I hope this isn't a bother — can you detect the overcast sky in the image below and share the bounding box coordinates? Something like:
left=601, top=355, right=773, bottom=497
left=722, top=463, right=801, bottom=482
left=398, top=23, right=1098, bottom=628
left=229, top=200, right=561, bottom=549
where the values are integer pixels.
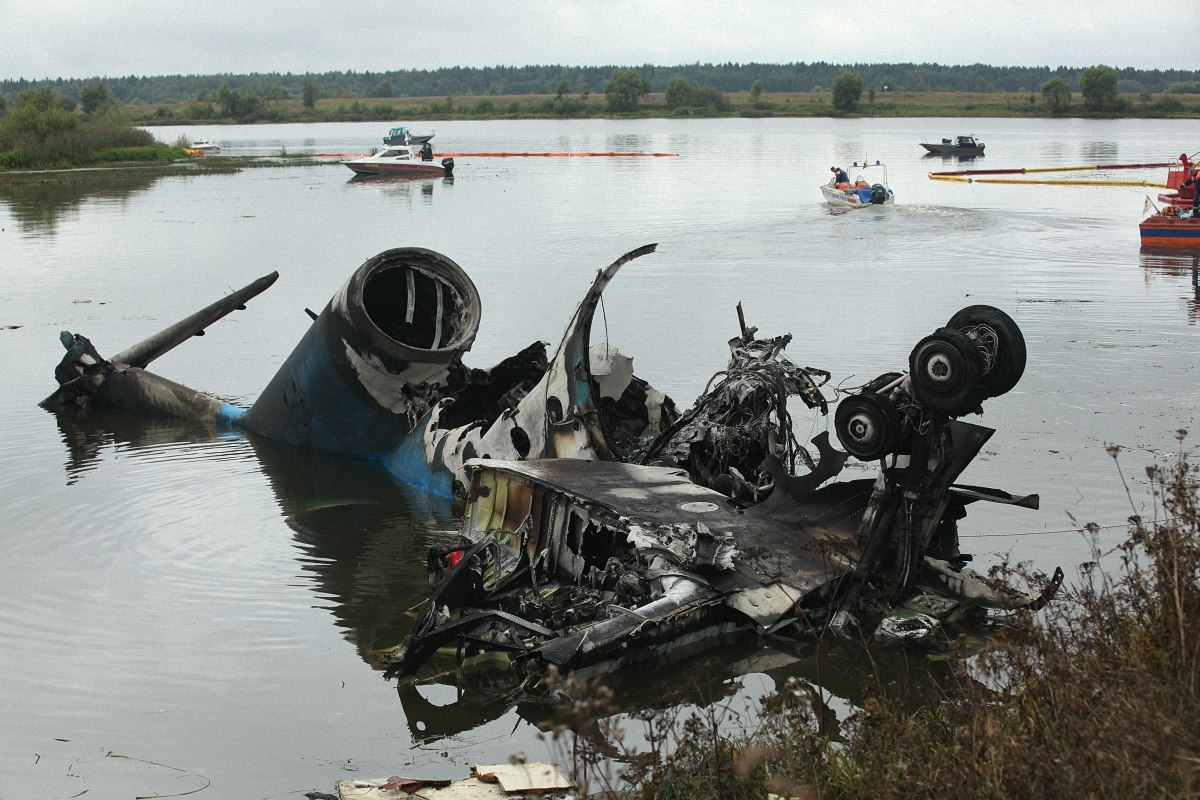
left=1, top=0, right=1191, bottom=82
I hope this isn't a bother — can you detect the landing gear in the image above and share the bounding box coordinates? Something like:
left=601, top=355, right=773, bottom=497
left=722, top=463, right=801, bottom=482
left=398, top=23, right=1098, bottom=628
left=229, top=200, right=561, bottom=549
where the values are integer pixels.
left=909, top=327, right=985, bottom=417
left=834, top=391, right=901, bottom=461
left=946, top=305, right=1026, bottom=398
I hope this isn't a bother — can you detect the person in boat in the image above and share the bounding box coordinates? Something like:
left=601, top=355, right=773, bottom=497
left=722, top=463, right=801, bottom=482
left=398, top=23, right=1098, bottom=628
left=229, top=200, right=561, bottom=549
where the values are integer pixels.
left=1183, top=168, right=1200, bottom=217
left=830, top=166, right=849, bottom=186
left=420, top=142, right=434, bottom=162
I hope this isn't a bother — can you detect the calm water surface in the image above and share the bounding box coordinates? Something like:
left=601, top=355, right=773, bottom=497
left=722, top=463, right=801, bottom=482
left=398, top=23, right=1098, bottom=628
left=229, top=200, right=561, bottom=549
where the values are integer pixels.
left=2, top=117, right=1198, bottom=798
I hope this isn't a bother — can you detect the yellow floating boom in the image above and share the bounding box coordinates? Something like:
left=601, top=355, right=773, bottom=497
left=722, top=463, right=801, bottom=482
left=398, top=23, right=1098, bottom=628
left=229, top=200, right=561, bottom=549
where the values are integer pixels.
left=929, top=174, right=1169, bottom=188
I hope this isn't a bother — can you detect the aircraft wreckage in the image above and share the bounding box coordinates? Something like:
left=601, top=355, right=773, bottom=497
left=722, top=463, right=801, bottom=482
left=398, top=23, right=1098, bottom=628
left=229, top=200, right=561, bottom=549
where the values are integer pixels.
left=44, top=243, right=1062, bottom=686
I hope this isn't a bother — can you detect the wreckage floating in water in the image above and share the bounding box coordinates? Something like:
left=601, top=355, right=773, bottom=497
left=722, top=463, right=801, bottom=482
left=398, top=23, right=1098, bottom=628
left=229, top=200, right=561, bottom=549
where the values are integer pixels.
left=44, top=245, right=676, bottom=499
left=43, top=244, right=1062, bottom=691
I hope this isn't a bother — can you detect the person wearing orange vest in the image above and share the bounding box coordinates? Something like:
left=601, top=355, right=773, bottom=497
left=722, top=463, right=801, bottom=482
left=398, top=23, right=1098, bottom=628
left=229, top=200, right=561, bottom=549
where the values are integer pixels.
left=1182, top=168, right=1200, bottom=217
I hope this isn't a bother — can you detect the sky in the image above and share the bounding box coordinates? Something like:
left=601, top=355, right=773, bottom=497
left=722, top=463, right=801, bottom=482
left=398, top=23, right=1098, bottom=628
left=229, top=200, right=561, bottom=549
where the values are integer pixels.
left=1, top=0, right=1192, bottom=83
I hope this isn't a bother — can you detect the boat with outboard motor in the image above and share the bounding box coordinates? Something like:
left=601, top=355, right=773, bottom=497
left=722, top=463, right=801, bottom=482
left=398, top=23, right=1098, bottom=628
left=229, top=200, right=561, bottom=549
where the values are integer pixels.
left=821, top=159, right=895, bottom=209
left=920, top=135, right=984, bottom=156
left=383, top=125, right=434, bottom=146
left=343, top=144, right=454, bottom=177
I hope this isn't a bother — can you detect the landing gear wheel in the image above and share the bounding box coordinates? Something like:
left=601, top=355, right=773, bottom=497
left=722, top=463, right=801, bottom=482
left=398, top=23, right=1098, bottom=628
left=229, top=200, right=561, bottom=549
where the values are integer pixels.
left=835, top=391, right=901, bottom=461
left=908, top=327, right=984, bottom=416
left=946, top=305, right=1026, bottom=398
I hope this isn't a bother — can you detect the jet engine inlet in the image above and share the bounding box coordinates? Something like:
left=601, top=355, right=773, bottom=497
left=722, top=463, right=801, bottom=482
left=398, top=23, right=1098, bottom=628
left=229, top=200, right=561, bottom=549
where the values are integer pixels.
left=242, top=247, right=481, bottom=457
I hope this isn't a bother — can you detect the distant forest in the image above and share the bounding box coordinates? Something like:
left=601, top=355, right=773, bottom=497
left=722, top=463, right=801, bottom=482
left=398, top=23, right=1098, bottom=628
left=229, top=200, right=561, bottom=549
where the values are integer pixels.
left=4, top=62, right=1200, bottom=104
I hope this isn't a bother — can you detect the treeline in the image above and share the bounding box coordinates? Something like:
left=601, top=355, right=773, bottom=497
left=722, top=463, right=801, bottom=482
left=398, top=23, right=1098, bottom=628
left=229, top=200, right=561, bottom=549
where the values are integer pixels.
left=4, top=62, right=1200, bottom=105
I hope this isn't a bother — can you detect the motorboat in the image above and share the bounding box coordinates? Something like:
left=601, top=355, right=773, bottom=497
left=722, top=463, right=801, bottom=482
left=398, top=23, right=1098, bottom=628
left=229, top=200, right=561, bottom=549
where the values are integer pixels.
left=920, top=135, right=984, bottom=156
left=183, top=139, right=221, bottom=156
left=343, top=145, right=454, bottom=177
left=821, top=159, right=895, bottom=209
left=1140, top=204, right=1200, bottom=249
left=383, top=125, right=434, bottom=146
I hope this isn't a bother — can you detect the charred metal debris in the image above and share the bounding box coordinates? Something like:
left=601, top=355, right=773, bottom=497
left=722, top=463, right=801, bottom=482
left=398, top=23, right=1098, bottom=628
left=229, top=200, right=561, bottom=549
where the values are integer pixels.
left=43, top=244, right=1062, bottom=688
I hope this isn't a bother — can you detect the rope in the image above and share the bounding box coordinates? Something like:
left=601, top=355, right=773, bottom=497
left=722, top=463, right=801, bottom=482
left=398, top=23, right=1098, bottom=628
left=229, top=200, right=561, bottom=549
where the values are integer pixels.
left=961, top=522, right=1129, bottom=539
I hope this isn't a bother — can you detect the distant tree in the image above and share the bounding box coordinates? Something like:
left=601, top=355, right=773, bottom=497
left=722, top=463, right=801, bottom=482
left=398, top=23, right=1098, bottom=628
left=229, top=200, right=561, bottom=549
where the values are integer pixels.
left=216, top=81, right=262, bottom=119
left=1041, top=76, right=1071, bottom=116
left=555, top=79, right=570, bottom=100
left=578, top=83, right=590, bottom=103
left=665, top=75, right=691, bottom=108
left=0, top=94, right=6, bottom=114
left=370, top=79, right=393, bottom=98
left=749, top=79, right=764, bottom=108
left=302, top=78, right=318, bottom=110
left=603, top=68, right=650, bottom=112
left=1080, top=65, right=1122, bottom=113
left=80, top=81, right=113, bottom=114
left=1, top=87, right=77, bottom=143
left=664, top=75, right=729, bottom=113
left=832, top=70, right=863, bottom=112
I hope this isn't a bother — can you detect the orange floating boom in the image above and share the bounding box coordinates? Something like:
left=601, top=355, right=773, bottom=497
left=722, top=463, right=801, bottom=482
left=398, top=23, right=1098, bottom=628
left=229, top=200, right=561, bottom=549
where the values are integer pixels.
left=436, top=151, right=678, bottom=157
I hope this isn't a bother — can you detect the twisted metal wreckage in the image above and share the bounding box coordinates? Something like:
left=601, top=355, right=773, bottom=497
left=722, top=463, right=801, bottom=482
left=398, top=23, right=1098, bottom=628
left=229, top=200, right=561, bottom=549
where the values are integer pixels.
left=44, top=243, right=1062, bottom=688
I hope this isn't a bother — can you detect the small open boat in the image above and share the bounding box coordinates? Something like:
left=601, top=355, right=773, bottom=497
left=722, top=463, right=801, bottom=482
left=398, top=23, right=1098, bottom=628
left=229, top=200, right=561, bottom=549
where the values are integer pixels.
left=1140, top=204, right=1200, bottom=249
left=821, top=159, right=895, bottom=209
left=920, top=135, right=984, bottom=156
left=343, top=144, right=454, bottom=177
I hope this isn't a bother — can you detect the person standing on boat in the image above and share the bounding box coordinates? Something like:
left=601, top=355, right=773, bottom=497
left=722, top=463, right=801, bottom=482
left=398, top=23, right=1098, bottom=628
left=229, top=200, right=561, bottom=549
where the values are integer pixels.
left=420, top=142, right=434, bottom=162
left=830, top=166, right=849, bottom=186
left=1183, top=168, right=1200, bottom=217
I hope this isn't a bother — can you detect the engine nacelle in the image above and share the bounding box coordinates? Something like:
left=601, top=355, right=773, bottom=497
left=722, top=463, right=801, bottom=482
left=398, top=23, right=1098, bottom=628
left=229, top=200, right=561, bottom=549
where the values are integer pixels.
left=241, top=247, right=481, bottom=458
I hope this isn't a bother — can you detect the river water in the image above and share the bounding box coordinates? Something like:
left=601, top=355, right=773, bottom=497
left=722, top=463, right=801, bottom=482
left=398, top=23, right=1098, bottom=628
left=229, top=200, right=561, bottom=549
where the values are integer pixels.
left=2, top=117, right=1197, bottom=798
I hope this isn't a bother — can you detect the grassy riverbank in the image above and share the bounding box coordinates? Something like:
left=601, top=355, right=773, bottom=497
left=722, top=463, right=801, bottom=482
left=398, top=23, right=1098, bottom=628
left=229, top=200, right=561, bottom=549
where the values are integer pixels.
left=124, top=89, right=1200, bottom=127
left=556, top=442, right=1200, bottom=799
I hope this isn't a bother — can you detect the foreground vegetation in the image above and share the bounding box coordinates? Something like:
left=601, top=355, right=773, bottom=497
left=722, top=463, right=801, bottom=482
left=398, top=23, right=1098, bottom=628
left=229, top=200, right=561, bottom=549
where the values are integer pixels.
left=551, top=438, right=1200, bottom=798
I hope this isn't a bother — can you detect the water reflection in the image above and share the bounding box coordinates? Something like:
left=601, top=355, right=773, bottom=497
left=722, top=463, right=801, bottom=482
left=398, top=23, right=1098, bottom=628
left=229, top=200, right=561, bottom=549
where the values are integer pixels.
left=1081, top=140, right=1120, bottom=162
left=346, top=173, right=455, bottom=201
left=249, top=436, right=458, bottom=658
left=0, top=171, right=167, bottom=234
left=50, top=405, right=458, bottom=661
left=397, top=633, right=971, bottom=745
left=52, top=404, right=233, bottom=484
left=1140, top=250, right=1200, bottom=322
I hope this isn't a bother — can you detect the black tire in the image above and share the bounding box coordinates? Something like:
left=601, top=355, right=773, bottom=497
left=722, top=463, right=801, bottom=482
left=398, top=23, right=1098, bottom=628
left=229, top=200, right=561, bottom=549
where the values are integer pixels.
left=835, top=391, right=901, bottom=461
left=946, top=305, right=1026, bottom=398
left=908, top=327, right=984, bottom=416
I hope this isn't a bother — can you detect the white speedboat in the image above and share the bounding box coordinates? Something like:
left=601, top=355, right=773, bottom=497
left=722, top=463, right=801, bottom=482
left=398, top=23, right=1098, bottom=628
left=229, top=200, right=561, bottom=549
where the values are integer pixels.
left=343, top=145, right=454, bottom=177
left=821, top=159, right=894, bottom=209
left=190, top=139, right=220, bottom=152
